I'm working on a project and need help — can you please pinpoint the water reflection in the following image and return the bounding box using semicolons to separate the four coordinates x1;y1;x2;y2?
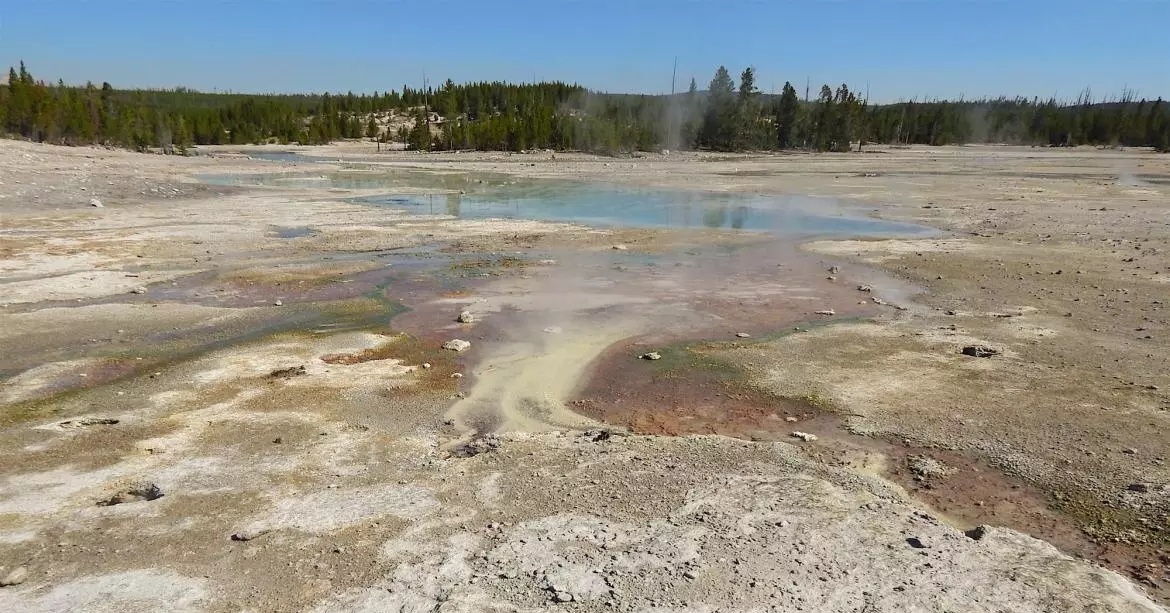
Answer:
201;170;937;237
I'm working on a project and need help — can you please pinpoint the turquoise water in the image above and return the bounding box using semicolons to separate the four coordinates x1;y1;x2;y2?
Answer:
360;183;934;235
203;168;935;236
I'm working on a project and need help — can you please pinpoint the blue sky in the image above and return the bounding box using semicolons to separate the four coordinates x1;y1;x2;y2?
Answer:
2;0;1167;102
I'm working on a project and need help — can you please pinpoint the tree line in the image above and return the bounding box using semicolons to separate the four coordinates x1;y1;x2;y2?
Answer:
3;62;1168;154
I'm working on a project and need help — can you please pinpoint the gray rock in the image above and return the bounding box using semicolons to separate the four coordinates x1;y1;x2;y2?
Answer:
639;352;662;361
961;345;1001;358
443;339;471;352
231;529;268;542
0;566;28;587
89;198;103;208
98;482;163;506
130;286;147;295
457;311;474;323
735;332;751;338
791;431;818;442
907;455;956;480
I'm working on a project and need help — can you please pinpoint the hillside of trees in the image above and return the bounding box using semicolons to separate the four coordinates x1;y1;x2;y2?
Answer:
2;62;1168;154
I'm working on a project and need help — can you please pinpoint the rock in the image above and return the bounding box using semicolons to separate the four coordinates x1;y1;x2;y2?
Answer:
814;309;835;316
785;416;798;423
906;537;928;549
857;285;873;292
961;345;1001;358
231;529;268;542
0;566;28;587
583;429;615;442
543;326;562;334
639;352;662;361
89;198;103;207
456;434;502;457
422;363;432;369
268;365;307;379
451;373;463;378
791;431;818;442
1127;483;1150;493
552;591;574;603
99;482;163;506
457;311;474;323
735;332;751;338
907;455;956;480
612;244;628;251
683;570;698;580
130;286;147;294
827;265;841;274
58;417;119;428
443;339;471;352
964;525;989;541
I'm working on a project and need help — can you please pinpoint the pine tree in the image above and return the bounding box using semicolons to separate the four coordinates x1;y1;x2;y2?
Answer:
701;66;736;151
775;82;799;149
736;67;760;149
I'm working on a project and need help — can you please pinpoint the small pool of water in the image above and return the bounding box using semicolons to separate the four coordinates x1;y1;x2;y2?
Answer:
246;151;332;164
202;169;936;237
273;226;313;238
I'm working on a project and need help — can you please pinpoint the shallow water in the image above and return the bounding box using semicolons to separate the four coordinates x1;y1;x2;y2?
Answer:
203;168;936;237
273;225;313;238
362;184;933;235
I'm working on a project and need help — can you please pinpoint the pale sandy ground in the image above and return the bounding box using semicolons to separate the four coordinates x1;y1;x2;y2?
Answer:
0;139;1168;611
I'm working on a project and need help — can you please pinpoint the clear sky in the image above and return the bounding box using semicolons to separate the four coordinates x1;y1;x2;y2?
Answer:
2;0;1167;102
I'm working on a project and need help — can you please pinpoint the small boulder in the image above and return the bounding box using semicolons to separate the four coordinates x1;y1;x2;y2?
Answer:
89;198;104;208
457;311;474;323
791;431;818;442
639;352;662;361
735;332;751;338
961;345;1001;358
443;339;471;352
0;566;28;587
130;286;147;295
231;529;268;542
99;482;163;506
857;285;873;292
907;455;956;480
964;525;989;541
